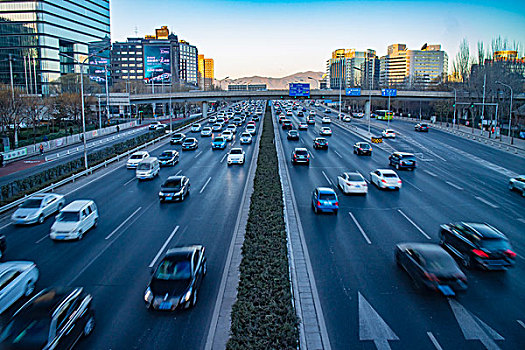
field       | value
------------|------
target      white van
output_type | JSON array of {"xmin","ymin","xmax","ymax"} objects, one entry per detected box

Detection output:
[
  {"xmin": 50, "ymin": 200, "xmax": 98, "ymax": 240},
  {"xmin": 136, "ymin": 157, "xmax": 160, "ymax": 180}
]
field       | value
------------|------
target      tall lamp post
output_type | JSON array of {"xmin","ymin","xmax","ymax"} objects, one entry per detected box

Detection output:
[
  {"xmin": 352, "ymin": 66, "xmax": 372, "ymax": 136},
  {"xmin": 495, "ymin": 81, "xmax": 513, "ymax": 145},
  {"xmin": 338, "ymin": 58, "xmax": 346, "ymax": 118},
  {"xmin": 452, "ymin": 87, "xmax": 457, "ymax": 129}
]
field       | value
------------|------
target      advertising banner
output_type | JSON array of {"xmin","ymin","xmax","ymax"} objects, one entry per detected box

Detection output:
[{"xmin": 144, "ymin": 45, "xmax": 171, "ymax": 83}]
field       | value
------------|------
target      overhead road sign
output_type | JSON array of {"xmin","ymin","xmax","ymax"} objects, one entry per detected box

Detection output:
[
  {"xmin": 346, "ymin": 88, "xmax": 361, "ymax": 96},
  {"xmin": 289, "ymin": 83, "xmax": 310, "ymax": 97},
  {"xmin": 381, "ymin": 89, "xmax": 397, "ymax": 97}
]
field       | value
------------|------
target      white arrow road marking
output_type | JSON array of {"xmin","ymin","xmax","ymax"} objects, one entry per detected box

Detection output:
[
  {"xmin": 358, "ymin": 292, "xmax": 399, "ymax": 349},
  {"xmin": 448, "ymin": 299, "xmax": 504, "ymax": 350},
  {"xmin": 321, "ymin": 170, "xmax": 333, "ymax": 186}
]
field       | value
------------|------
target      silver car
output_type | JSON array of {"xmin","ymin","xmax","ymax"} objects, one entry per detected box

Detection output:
[
  {"xmin": 11, "ymin": 193, "xmax": 66, "ymax": 225},
  {"xmin": 509, "ymin": 175, "xmax": 525, "ymax": 196},
  {"xmin": 0, "ymin": 261, "xmax": 39, "ymax": 314}
]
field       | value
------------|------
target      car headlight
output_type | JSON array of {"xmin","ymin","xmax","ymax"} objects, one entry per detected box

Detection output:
[
  {"xmin": 144, "ymin": 287, "xmax": 153, "ymax": 303},
  {"xmin": 159, "ymin": 192, "xmax": 164, "ymax": 196},
  {"xmin": 182, "ymin": 289, "xmax": 192, "ymax": 303}
]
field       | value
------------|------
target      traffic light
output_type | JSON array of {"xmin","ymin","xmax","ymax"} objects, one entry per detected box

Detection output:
[
  {"xmin": 452, "ymin": 104, "xmax": 455, "ymax": 108},
  {"xmin": 470, "ymin": 103, "xmax": 474, "ymax": 108}
]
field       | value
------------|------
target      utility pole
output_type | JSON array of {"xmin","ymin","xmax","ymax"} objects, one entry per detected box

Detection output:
[
  {"xmin": 23, "ymin": 55, "xmax": 28, "ymax": 93},
  {"xmin": 8, "ymin": 54, "xmax": 14, "ymax": 101},
  {"xmin": 105, "ymin": 64, "xmax": 110, "ymax": 127},
  {"xmin": 481, "ymin": 73, "xmax": 486, "ymax": 135},
  {"xmin": 496, "ymin": 81, "xmax": 514, "ymax": 144},
  {"xmin": 452, "ymin": 88, "xmax": 457, "ymax": 129}
]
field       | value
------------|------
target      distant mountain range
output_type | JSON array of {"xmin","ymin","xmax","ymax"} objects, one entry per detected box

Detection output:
[{"xmin": 215, "ymin": 71, "xmax": 324, "ymax": 90}]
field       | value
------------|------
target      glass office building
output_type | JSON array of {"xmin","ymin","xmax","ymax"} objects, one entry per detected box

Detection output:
[{"xmin": 0, "ymin": 0, "xmax": 110, "ymax": 94}]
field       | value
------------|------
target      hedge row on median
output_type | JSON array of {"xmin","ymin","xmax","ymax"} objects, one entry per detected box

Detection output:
[
  {"xmin": 227, "ymin": 106, "xmax": 298, "ymax": 349},
  {"xmin": 0, "ymin": 119, "xmax": 196, "ymax": 205}
]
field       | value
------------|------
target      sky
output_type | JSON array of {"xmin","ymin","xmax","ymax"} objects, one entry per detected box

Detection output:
[{"xmin": 111, "ymin": 0, "xmax": 525, "ymax": 79}]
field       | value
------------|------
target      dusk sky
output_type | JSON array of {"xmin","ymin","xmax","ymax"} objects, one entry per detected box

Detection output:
[{"xmin": 111, "ymin": 0, "xmax": 525, "ymax": 79}]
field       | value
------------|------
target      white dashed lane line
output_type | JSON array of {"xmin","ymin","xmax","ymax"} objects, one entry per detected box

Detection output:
[
  {"xmin": 475, "ymin": 196, "xmax": 499, "ymax": 209},
  {"xmin": 445, "ymin": 181, "xmax": 464, "ymax": 190},
  {"xmin": 321, "ymin": 170, "xmax": 333, "ymax": 186},
  {"xmin": 199, "ymin": 177, "xmax": 212, "ymax": 194},
  {"xmin": 397, "ymin": 209, "xmax": 432, "ymax": 240}
]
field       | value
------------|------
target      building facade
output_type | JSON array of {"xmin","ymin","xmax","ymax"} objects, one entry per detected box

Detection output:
[
  {"xmin": 198, "ymin": 54, "xmax": 214, "ymax": 90},
  {"xmin": 326, "ymin": 49, "xmax": 380, "ymax": 90},
  {"xmin": 178, "ymin": 40, "xmax": 198, "ymax": 86},
  {"xmin": 228, "ymin": 84, "xmax": 266, "ymax": 91},
  {"xmin": 0, "ymin": 0, "xmax": 110, "ymax": 94},
  {"xmin": 110, "ymin": 38, "xmax": 143, "ymax": 82}
]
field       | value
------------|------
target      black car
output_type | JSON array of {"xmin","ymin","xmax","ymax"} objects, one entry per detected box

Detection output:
[
  {"xmin": 282, "ymin": 120, "xmax": 293, "ymax": 130},
  {"xmin": 287, "ymin": 130, "xmax": 299, "ymax": 140},
  {"xmin": 0, "ymin": 287, "xmax": 95, "ymax": 349},
  {"xmin": 415, "ymin": 123, "xmax": 429, "ymax": 132},
  {"xmin": 145, "ymin": 245, "xmax": 207, "ymax": 311},
  {"xmin": 313, "ymin": 137, "xmax": 328, "ymax": 150},
  {"xmin": 182, "ymin": 138, "xmax": 198, "ymax": 150},
  {"xmin": 291, "ymin": 148, "xmax": 310, "ymax": 165},
  {"xmin": 252, "ymin": 115, "xmax": 260, "ymax": 122},
  {"xmin": 389, "ymin": 152, "xmax": 416, "ymax": 170},
  {"xmin": 158, "ymin": 150, "xmax": 179, "ymax": 166},
  {"xmin": 297, "ymin": 111, "xmax": 304, "ymax": 117},
  {"xmin": 395, "ymin": 243, "xmax": 467, "ymax": 296},
  {"xmin": 439, "ymin": 222, "xmax": 516, "ymax": 270},
  {"xmin": 353, "ymin": 142, "xmax": 372, "ymax": 156},
  {"xmin": 170, "ymin": 133, "xmax": 186, "ymax": 145},
  {"xmin": 159, "ymin": 176, "xmax": 190, "ymax": 202},
  {"xmin": 0, "ymin": 235, "xmax": 6, "ymax": 260}
]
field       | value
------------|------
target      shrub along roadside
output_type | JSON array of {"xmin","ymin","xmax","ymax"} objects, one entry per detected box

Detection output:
[
  {"xmin": 227, "ymin": 106, "xmax": 298, "ymax": 349},
  {"xmin": 0, "ymin": 118, "xmax": 196, "ymax": 206}
]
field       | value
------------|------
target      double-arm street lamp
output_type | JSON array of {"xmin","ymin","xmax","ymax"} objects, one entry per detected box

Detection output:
[{"xmin": 495, "ymin": 81, "xmax": 514, "ymax": 145}]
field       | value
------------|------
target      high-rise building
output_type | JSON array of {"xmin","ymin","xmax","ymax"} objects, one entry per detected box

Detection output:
[
  {"xmin": 0, "ymin": 0, "xmax": 110, "ymax": 94},
  {"xmin": 379, "ymin": 44, "xmax": 448, "ymax": 89},
  {"xmin": 326, "ymin": 49, "xmax": 380, "ymax": 90},
  {"xmin": 111, "ymin": 38, "xmax": 144, "ymax": 82},
  {"xmin": 178, "ymin": 40, "xmax": 198, "ymax": 86},
  {"xmin": 198, "ymin": 54, "xmax": 214, "ymax": 90}
]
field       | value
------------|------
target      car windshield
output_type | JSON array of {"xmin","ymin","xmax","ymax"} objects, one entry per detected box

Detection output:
[
  {"xmin": 347, "ymin": 174, "xmax": 364, "ymax": 181},
  {"xmin": 360, "ymin": 144, "xmax": 371, "ymax": 149},
  {"xmin": 421, "ymin": 252, "xmax": 457, "ymax": 274},
  {"xmin": 316, "ymin": 139, "xmax": 326, "ymax": 143},
  {"xmin": 0, "ymin": 317, "xmax": 50, "ymax": 346},
  {"xmin": 20, "ymin": 199, "xmax": 42, "ymax": 209},
  {"xmin": 155, "ymin": 259, "xmax": 192, "ymax": 280},
  {"xmin": 214, "ymin": 138, "xmax": 224, "ymax": 142},
  {"xmin": 296, "ymin": 150, "xmax": 308, "ymax": 156},
  {"xmin": 402, "ymin": 156, "xmax": 416, "ymax": 161},
  {"xmin": 57, "ymin": 211, "xmax": 79, "ymax": 222},
  {"xmin": 383, "ymin": 173, "xmax": 398, "ymax": 178},
  {"xmin": 130, "ymin": 154, "xmax": 144, "ymax": 160},
  {"xmin": 242, "ymin": 133, "xmax": 250, "ymax": 137},
  {"xmin": 319, "ymin": 193, "xmax": 336, "ymax": 200},
  {"xmin": 137, "ymin": 163, "xmax": 151, "ymax": 170},
  {"xmin": 173, "ymin": 134, "xmax": 183, "ymax": 138},
  {"xmin": 163, "ymin": 180, "xmax": 182, "ymax": 190},
  {"xmin": 160, "ymin": 152, "xmax": 172, "ymax": 158},
  {"xmin": 480, "ymin": 238, "xmax": 510, "ymax": 251},
  {"xmin": 231, "ymin": 149, "xmax": 243, "ymax": 155}
]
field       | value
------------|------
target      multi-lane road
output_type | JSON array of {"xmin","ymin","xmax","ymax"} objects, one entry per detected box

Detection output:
[
  {"xmin": 274, "ymin": 102, "xmax": 524, "ymax": 349},
  {"xmin": 0, "ymin": 103, "xmax": 264, "ymax": 349}
]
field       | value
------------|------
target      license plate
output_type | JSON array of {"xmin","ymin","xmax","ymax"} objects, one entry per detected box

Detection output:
[
  {"xmin": 159, "ymin": 302, "xmax": 172, "ymax": 310},
  {"xmin": 166, "ymin": 197, "xmax": 172, "ymax": 201},
  {"xmin": 437, "ymin": 285, "xmax": 455, "ymax": 296},
  {"xmin": 56, "ymin": 235, "xmax": 66, "ymax": 240},
  {"xmin": 389, "ymin": 186, "xmax": 396, "ymax": 189},
  {"xmin": 355, "ymin": 185, "xmax": 360, "ymax": 188}
]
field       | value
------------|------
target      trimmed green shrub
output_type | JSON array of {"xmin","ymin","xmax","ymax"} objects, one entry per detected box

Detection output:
[{"xmin": 227, "ymin": 105, "xmax": 298, "ymax": 350}]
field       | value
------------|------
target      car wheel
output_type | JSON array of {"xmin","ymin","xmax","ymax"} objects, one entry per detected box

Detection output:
[
  {"xmin": 83, "ymin": 314, "xmax": 95, "ymax": 337},
  {"xmin": 93, "ymin": 218, "xmax": 98, "ymax": 228},
  {"xmin": 38, "ymin": 215, "xmax": 44, "ymax": 224},
  {"xmin": 24, "ymin": 280, "xmax": 35, "ymax": 296}
]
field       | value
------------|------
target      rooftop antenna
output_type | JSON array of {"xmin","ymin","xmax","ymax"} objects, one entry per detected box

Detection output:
[{"xmin": 134, "ymin": 26, "xmax": 138, "ymax": 37}]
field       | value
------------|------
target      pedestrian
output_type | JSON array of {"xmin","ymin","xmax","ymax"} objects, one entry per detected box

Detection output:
[
  {"xmin": 116, "ymin": 125, "xmax": 120, "ymax": 133},
  {"xmin": 39, "ymin": 144, "xmax": 44, "ymax": 155},
  {"xmin": 69, "ymin": 127, "xmax": 73, "ymax": 136}
]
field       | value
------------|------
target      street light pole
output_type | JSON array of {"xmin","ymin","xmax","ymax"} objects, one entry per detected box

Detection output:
[
  {"xmin": 8, "ymin": 54, "xmax": 14, "ymax": 101},
  {"xmin": 496, "ymin": 81, "xmax": 513, "ymax": 145},
  {"xmin": 105, "ymin": 64, "xmax": 110, "ymax": 128},
  {"xmin": 452, "ymin": 88, "xmax": 457, "ymax": 129},
  {"xmin": 338, "ymin": 58, "xmax": 344, "ymax": 118}
]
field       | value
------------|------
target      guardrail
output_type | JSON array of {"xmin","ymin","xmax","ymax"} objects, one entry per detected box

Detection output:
[{"xmin": 0, "ymin": 114, "xmax": 210, "ymax": 215}]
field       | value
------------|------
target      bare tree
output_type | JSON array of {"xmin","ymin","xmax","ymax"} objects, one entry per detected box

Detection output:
[
  {"xmin": 0, "ymin": 84, "xmax": 27, "ymax": 148},
  {"xmin": 477, "ymin": 41, "xmax": 485, "ymax": 65},
  {"xmin": 453, "ymin": 39, "xmax": 471, "ymax": 82}
]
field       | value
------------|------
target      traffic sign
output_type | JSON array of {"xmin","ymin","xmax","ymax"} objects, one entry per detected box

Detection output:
[
  {"xmin": 289, "ymin": 83, "xmax": 310, "ymax": 97},
  {"xmin": 381, "ymin": 89, "xmax": 397, "ymax": 97},
  {"xmin": 346, "ymin": 88, "xmax": 361, "ymax": 96}
]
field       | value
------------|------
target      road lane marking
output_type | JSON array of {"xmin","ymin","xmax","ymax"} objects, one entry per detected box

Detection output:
[
  {"xmin": 475, "ymin": 196, "xmax": 499, "ymax": 209},
  {"xmin": 194, "ymin": 150, "xmax": 203, "ymax": 159},
  {"xmin": 35, "ymin": 233, "xmax": 49, "ymax": 244},
  {"xmin": 333, "ymin": 150, "xmax": 343, "ymax": 159},
  {"xmin": 517, "ymin": 218, "xmax": 525, "ymax": 224},
  {"xmin": 200, "ymin": 177, "xmax": 212, "ymax": 194},
  {"xmin": 397, "ymin": 209, "xmax": 431, "ymax": 240},
  {"xmin": 358, "ymin": 292, "xmax": 399, "ymax": 349},
  {"xmin": 123, "ymin": 177, "xmax": 135, "ymax": 186},
  {"xmin": 321, "ymin": 170, "xmax": 332, "ymax": 185},
  {"xmin": 402, "ymin": 179, "xmax": 422, "ymax": 192},
  {"xmin": 220, "ymin": 153, "xmax": 228, "ymax": 163},
  {"xmin": 426, "ymin": 332, "xmax": 443, "ymax": 350},
  {"xmin": 348, "ymin": 212, "xmax": 372, "ymax": 244},
  {"xmin": 308, "ymin": 150, "xmax": 316, "ymax": 159},
  {"xmin": 0, "ymin": 222, "xmax": 11, "ymax": 231},
  {"xmin": 446, "ymin": 181, "xmax": 463, "ymax": 190},
  {"xmin": 175, "ymin": 169, "xmax": 182, "ymax": 176},
  {"xmin": 105, "ymin": 207, "xmax": 142, "ymax": 240},
  {"xmin": 518, "ymin": 320, "xmax": 525, "ymax": 330},
  {"xmin": 423, "ymin": 170, "xmax": 437, "ymax": 177},
  {"xmin": 149, "ymin": 225, "xmax": 180, "ymax": 268}
]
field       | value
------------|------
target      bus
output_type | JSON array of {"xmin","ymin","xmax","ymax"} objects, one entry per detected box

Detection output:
[{"xmin": 374, "ymin": 110, "xmax": 394, "ymax": 121}]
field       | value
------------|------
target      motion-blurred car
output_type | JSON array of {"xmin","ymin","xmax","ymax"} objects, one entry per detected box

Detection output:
[
  {"xmin": 353, "ymin": 142, "xmax": 372, "ymax": 156},
  {"xmin": 190, "ymin": 123, "xmax": 202, "ymax": 132},
  {"xmin": 159, "ymin": 176, "xmax": 190, "ymax": 202},
  {"xmin": 200, "ymin": 127, "xmax": 213, "ymax": 137},
  {"xmin": 312, "ymin": 187, "xmax": 338, "ymax": 215},
  {"xmin": 170, "ymin": 133, "xmax": 186, "ymax": 145},
  {"xmin": 313, "ymin": 137, "xmax": 328, "ymax": 150},
  {"xmin": 395, "ymin": 243, "xmax": 467, "ymax": 296},
  {"xmin": 369, "ymin": 169, "xmax": 402, "ymax": 190},
  {"xmin": 182, "ymin": 138, "xmax": 198, "ymax": 150},
  {"xmin": 324, "ymin": 109, "xmax": 331, "ymax": 114},
  {"xmin": 389, "ymin": 152, "xmax": 416, "ymax": 170},
  {"xmin": 287, "ymin": 130, "xmax": 299, "ymax": 140},
  {"xmin": 382, "ymin": 129, "xmax": 396, "ymax": 138},
  {"xmin": 414, "ymin": 123, "xmax": 429, "ymax": 132},
  {"xmin": 158, "ymin": 150, "xmax": 179, "ymax": 166},
  {"xmin": 240, "ymin": 132, "xmax": 252, "ymax": 144},
  {"xmin": 11, "ymin": 193, "xmax": 65, "ymax": 225},
  {"xmin": 0, "ymin": 287, "xmax": 95, "ymax": 348},
  {"xmin": 320, "ymin": 127, "xmax": 332, "ymax": 136},
  {"xmin": 508, "ymin": 175, "xmax": 525, "ymax": 196},
  {"xmin": 211, "ymin": 136, "xmax": 227, "ymax": 149},
  {"xmin": 227, "ymin": 148, "xmax": 245, "ymax": 165},
  {"xmin": 0, "ymin": 261, "xmax": 39, "ymax": 314},
  {"xmin": 439, "ymin": 222, "xmax": 516, "ymax": 270},
  {"xmin": 337, "ymin": 172, "xmax": 367, "ymax": 195},
  {"xmin": 291, "ymin": 148, "xmax": 310, "ymax": 165},
  {"xmin": 149, "ymin": 121, "xmax": 167, "ymax": 130},
  {"xmin": 321, "ymin": 116, "xmax": 331, "ymax": 124},
  {"xmin": 50, "ymin": 200, "xmax": 98, "ymax": 241},
  {"xmin": 0, "ymin": 236, "xmax": 6, "ymax": 261},
  {"xmin": 307, "ymin": 116, "xmax": 315, "ymax": 125},
  {"xmin": 126, "ymin": 151, "xmax": 150, "ymax": 169},
  {"xmin": 144, "ymin": 245, "xmax": 206, "ymax": 310}
]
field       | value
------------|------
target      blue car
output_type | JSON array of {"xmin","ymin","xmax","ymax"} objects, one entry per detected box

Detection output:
[
  {"xmin": 312, "ymin": 187, "xmax": 339, "ymax": 215},
  {"xmin": 212, "ymin": 136, "xmax": 227, "ymax": 150}
]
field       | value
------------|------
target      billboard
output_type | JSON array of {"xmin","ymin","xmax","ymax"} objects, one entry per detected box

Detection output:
[
  {"xmin": 89, "ymin": 55, "xmax": 110, "ymax": 84},
  {"xmin": 289, "ymin": 83, "xmax": 310, "ymax": 97},
  {"xmin": 143, "ymin": 45, "xmax": 171, "ymax": 83}
]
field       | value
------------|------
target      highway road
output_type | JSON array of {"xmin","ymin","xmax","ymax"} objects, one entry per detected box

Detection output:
[
  {"xmin": 274, "ymin": 102, "xmax": 525, "ymax": 349},
  {"xmin": 0, "ymin": 102, "xmax": 264, "ymax": 349}
]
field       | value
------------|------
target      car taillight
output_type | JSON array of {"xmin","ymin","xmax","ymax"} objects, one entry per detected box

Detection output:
[
  {"xmin": 317, "ymin": 201, "xmax": 321, "ymax": 206},
  {"xmin": 505, "ymin": 249, "xmax": 517, "ymax": 258},
  {"xmin": 472, "ymin": 249, "xmax": 489, "ymax": 258},
  {"xmin": 358, "ymin": 148, "xmax": 362, "ymax": 151},
  {"xmin": 334, "ymin": 202, "xmax": 339, "ymax": 206},
  {"xmin": 424, "ymin": 272, "xmax": 440, "ymax": 282},
  {"xmin": 381, "ymin": 179, "xmax": 387, "ymax": 183},
  {"xmin": 398, "ymin": 180, "xmax": 402, "ymax": 184}
]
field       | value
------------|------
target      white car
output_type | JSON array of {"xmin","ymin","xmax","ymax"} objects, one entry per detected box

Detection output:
[
  {"xmin": 50, "ymin": 200, "xmax": 98, "ymax": 240},
  {"xmin": 226, "ymin": 124, "xmax": 237, "ymax": 134},
  {"xmin": 227, "ymin": 148, "xmax": 245, "ymax": 165},
  {"xmin": 320, "ymin": 127, "xmax": 332, "ymax": 136},
  {"xmin": 240, "ymin": 132, "xmax": 252, "ymax": 144},
  {"xmin": 246, "ymin": 124, "xmax": 256, "ymax": 135},
  {"xmin": 382, "ymin": 129, "xmax": 396, "ymax": 138},
  {"xmin": 509, "ymin": 175, "xmax": 525, "ymax": 196},
  {"xmin": 337, "ymin": 172, "xmax": 367, "ymax": 195},
  {"xmin": 11, "ymin": 193, "xmax": 66, "ymax": 225},
  {"xmin": 222, "ymin": 130, "xmax": 234, "ymax": 141},
  {"xmin": 0, "ymin": 261, "xmax": 39, "ymax": 314},
  {"xmin": 127, "ymin": 151, "xmax": 150, "ymax": 169},
  {"xmin": 208, "ymin": 116, "xmax": 217, "ymax": 123},
  {"xmin": 191, "ymin": 123, "xmax": 202, "ymax": 132},
  {"xmin": 286, "ymin": 110, "xmax": 293, "ymax": 116},
  {"xmin": 369, "ymin": 169, "xmax": 402, "ymax": 190},
  {"xmin": 321, "ymin": 116, "xmax": 331, "ymax": 124},
  {"xmin": 149, "ymin": 121, "xmax": 167, "ymax": 130},
  {"xmin": 342, "ymin": 115, "xmax": 352, "ymax": 122},
  {"xmin": 309, "ymin": 110, "xmax": 316, "ymax": 116},
  {"xmin": 201, "ymin": 127, "xmax": 213, "ymax": 137}
]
